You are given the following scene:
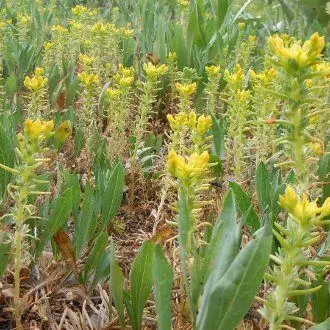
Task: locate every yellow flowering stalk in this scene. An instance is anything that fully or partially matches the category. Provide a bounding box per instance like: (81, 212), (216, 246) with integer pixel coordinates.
(176, 82), (197, 113)
(129, 62), (167, 203)
(250, 67), (279, 164)
(167, 52), (178, 107)
(165, 109), (214, 325)
(0, 119), (55, 330)
(260, 186), (330, 330)
(224, 65), (252, 181)
(24, 67), (49, 117)
(267, 33), (329, 190)
(78, 71), (101, 147)
(205, 65), (221, 115)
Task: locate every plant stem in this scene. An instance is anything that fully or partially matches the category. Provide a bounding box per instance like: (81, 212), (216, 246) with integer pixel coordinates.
(13, 219), (23, 330)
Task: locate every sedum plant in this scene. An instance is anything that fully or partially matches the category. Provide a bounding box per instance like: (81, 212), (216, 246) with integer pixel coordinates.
(23, 67), (49, 118)
(224, 64), (252, 181)
(267, 32), (329, 190)
(129, 62), (167, 202)
(249, 67), (279, 165)
(0, 119), (55, 330)
(204, 65), (221, 116)
(260, 186), (330, 329)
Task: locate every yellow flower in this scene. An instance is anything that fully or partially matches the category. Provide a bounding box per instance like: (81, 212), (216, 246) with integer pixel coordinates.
(197, 115), (212, 134)
(167, 150), (210, 180)
(78, 72), (100, 88)
(236, 90), (250, 102)
(54, 121), (72, 145)
(106, 88), (121, 100)
(24, 75), (48, 92)
(205, 65), (221, 78)
(120, 27), (134, 38)
(310, 142), (323, 156)
(175, 82), (197, 97)
(119, 76), (135, 87)
(79, 54), (94, 66)
(35, 67), (44, 77)
(167, 113), (188, 130)
(143, 62), (168, 80)
(279, 186), (329, 223)
(224, 64), (244, 88)
(168, 52), (177, 62)
(268, 33), (325, 69)
(118, 64), (135, 77)
(25, 119), (54, 140)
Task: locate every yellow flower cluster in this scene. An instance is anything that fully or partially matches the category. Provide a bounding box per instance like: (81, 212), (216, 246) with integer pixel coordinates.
(236, 90), (251, 102)
(224, 64), (244, 90)
(24, 119), (54, 141)
(78, 71), (100, 88)
(205, 65), (221, 78)
(175, 82), (197, 97)
(79, 54), (94, 67)
(52, 25), (69, 35)
(249, 67), (276, 85)
(167, 112), (212, 134)
(106, 87), (121, 101)
(143, 62), (168, 80)
(279, 186), (330, 224)
(114, 64), (135, 87)
(268, 32), (325, 69)
(24, 68), (48, 93)
(167, 150), (210, 180)
(177, 0), (190, 8)
(72, 5), (98, 19)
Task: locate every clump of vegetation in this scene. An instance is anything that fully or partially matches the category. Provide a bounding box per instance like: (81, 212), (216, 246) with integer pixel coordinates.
(0, 1), (329, 329)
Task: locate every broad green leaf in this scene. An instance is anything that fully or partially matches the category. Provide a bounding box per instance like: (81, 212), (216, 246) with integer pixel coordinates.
(101, 162), (125, 229)
(83, 232), (108, 284)
(110, 241), (126, 329)
(210, 0), (231, 28)
(211, 115), (225, 159)
(74, 184), (96, 257)
(0, 232), (10, 276)
(0, 120), (14, 207)
(38, 188), (73, 256)
(318, 154), (330, 201)
(89, 251), (111, 291)
(178, 185), (191, 250)
(191, 190), (241, 307)
(310, 318), (330, 330)
(197, 222), (272, 330)
(229, 181), (260, 232)
(256, 162), (272, 214)
(130, 241), (155, 330)
(311, 279), (330, 323)
(152, 244), (173, 330)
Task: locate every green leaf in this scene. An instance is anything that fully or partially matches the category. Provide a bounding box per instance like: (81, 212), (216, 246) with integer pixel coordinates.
(83, 232), (108, 284)
(130, 241), (155, 330)
(256, 162), (272, 214)
(152, 244), (173, 330)
(211, 115), (225, 159)
(110, 241), (126, 329)
(311, 279), (330, 323)
(310, 318), (330, 330)
(101, 162), (125, 229)
(210, 0), (231, 28)
(318, 154), (330, 201)
(229, 181), (260, 232)
(197, 222), (272, 330)
(0, 119), (15, 207)
(0, 232), (10, 276)
(74, 184), (96, 257)
(37, 188), (73, 257)
(89, 251), (111, 291)
(191, 190), (241, 307)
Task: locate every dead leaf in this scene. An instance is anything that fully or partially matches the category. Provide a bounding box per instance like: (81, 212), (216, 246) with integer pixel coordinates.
(53, 229), (79, 280)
